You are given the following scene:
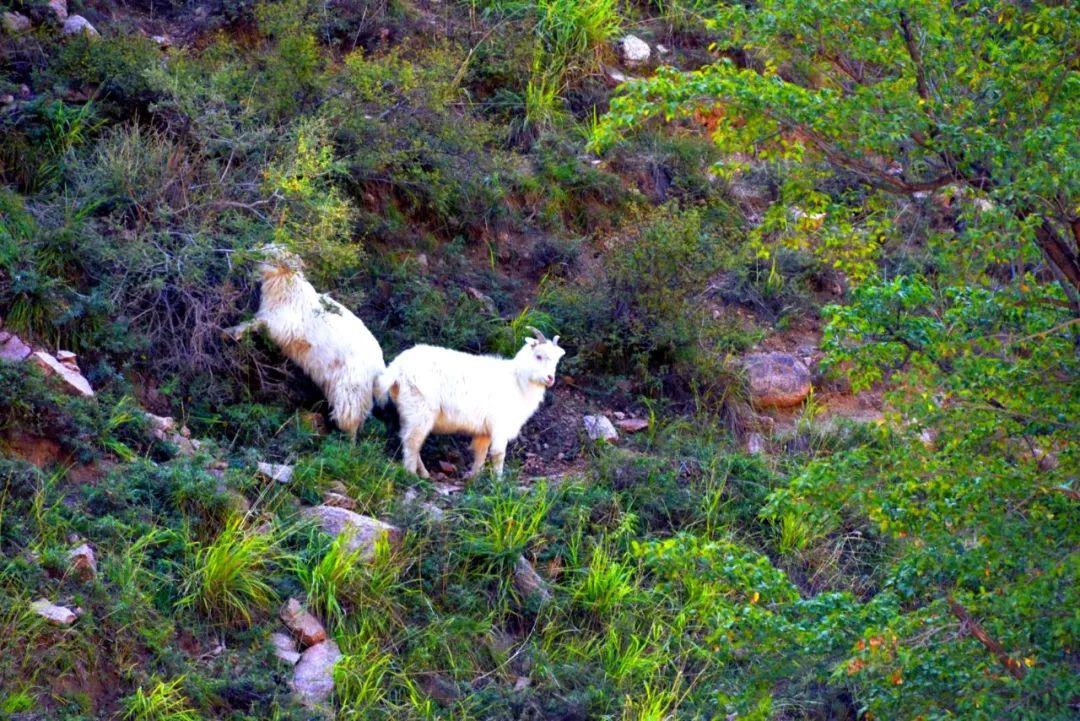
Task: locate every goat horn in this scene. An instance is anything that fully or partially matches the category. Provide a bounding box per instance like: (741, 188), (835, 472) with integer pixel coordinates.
(526, 326), (548, 342)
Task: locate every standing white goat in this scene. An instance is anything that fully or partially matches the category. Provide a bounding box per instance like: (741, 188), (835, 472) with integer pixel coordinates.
(376, 328), (565, 479)
(225, 246), (385, 442)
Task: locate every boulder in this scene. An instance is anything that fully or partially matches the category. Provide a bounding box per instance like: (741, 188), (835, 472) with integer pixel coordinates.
(29, 351), (94, 397)
(47, 0), (68, 22)
(744, 352), (812, 408)
(62, 15), (99, 38)
(513, 555), (551, 604)
(2, 12), (31, 34)
(0, 331), (32, 361)
(619, 34), (650, 67)
(280, 598), (327, 647)
(31, 599), (77, 626)
(583, 415), (618, 443)
(301, 506), (400, 561)
(68, 543), (97, 580)
(613, 418), (649, 434)
(257, 461), (294, 484)
(271, 631), (302, 665)
(290, 639), (341, 709)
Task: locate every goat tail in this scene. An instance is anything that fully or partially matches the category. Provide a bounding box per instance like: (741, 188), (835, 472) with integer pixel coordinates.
(373, 366), (397, 407)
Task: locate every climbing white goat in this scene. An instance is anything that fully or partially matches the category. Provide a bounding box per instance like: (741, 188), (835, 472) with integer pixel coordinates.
(376, 328), (565, 479)
(225, 246), (385, 442)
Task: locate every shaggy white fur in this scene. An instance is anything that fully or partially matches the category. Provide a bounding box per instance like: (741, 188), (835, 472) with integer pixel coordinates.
(227, 248), (385, 441)
(376, 332), (565, 479)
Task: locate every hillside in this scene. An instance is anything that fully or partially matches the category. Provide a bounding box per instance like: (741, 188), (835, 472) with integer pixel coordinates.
(1, 1), (1077, 720)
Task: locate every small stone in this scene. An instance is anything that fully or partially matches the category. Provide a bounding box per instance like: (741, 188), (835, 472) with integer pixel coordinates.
(17, 84), (30, 98)
(583, 415), (619, 443)
(437, 460), (457, 475)
(0, 94), (13, 105)
(291, 639), (341, 709)
(256, 461), (294, 484)
(614, 418), (649, 433)
(280, 598), (327, 648)
(144, 412), (177, 441)
(0, 332), (32, 361)
(612, 411), (626, 420)
(322, 491), (357, 510)
(432, 482), (462, 497)
(47, 0), (68, 22)
(301, 506), (401, 561)
(29, 351), (94, 397)
(619, 35), (651, 67)
(2, 12), (31, 34)
(31, 599), (77, 626)
(62, 15), (99, 38)
(56, 349), (78, 364)
(513, 555), (551, 604)
(68, 543), (97, 579)
(513, 676), (531, 691)
(656, 43), (670, 55)
(271, 631), (302, 665)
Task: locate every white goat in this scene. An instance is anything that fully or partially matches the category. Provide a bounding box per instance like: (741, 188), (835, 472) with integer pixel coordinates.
(225, 246), (385, 442)
(376, 328), (565, 479)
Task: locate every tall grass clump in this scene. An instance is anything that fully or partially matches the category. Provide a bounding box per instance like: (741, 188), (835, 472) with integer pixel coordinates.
(121, 676), (200, 721)
(179, 515), (289, 627)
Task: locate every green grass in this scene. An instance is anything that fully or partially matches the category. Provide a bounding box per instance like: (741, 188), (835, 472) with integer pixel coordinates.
(122, 677), (200, 721)
(179, 515), (290, 627)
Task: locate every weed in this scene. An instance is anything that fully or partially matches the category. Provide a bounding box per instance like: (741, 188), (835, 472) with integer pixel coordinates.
(463, 483), (552, 567)
(122, 676), (200, 721)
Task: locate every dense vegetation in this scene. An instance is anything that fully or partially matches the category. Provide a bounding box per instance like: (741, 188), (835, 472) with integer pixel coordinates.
(1, 1), (1076, 720)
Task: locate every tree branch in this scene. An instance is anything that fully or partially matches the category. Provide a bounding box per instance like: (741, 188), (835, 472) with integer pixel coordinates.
(946, 595), (1027, 682)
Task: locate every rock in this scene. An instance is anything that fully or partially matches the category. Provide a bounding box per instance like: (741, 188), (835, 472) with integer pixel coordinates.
(290, 639), (341, 709)
(280, 598), (327, 648)
(256, 461), (294, 484)
(619, 35), (651, 67)
(464, 287), (497, 315)
(656, 43), (670, 55)
(513, 555), (551, 604)
(62, 15), (99, 38)
(322, 491), (357, 511)
(68, 543), (97, 580)
(614, 418), (649, 433)
(747, 432), (766, 455)
(744, 352), (812, 408)
(271, 631), (302, 665)
(514, 675), (531, 691)
(432, 482), (462, 497)
(403, 488), (446, 523)
(29, 351), (94, 397)
(437, 460), (457, 475)
(583, 415), (619, 442)
(606, 67), (629, 84)
(301, 506), (401, 561)
(56, 350), (79, 369)
(0, 331), (32, 361)
(17, 84), (30, 98)
(2, 12), (31, 34)
(0, 94), (13, 105)
(144, 412), (177, 441)
(31, 599), (77, 626)
(47, 0), (67, 22)
(151, 34), (171, 47)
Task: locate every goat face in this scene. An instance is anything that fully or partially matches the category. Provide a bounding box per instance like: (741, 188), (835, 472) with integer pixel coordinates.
(516, 337), (566, 388)
(254, 244), (304, 281)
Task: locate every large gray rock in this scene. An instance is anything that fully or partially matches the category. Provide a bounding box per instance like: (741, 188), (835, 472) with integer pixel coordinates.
(271, 631), (302, 665)
(291, 639), (341, 709)
(619, 35), (650, 67)
(31, 599), (77, 625)
(0, 331), (32, 361)
(744, 352), (812, 408)
(280, 598), (327, 648)
(2, 12), (31, 34)
(301, 505), (400, 561)
(583, 415), (618, 443)
(62, 15), (99, 38)
(29, 351), (94, 397)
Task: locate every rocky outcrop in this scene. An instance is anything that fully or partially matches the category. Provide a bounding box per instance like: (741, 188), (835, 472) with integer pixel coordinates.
(291, 639), (341, 710)
(29, 351), (94, 397)
(745, 352), (812, 408)
(583, 415), (618, 442)
(31, 599), (77, 626)
(280, 598), (327, 648)
(62, 15), (98, 38)
(301, 506), (401, 561)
